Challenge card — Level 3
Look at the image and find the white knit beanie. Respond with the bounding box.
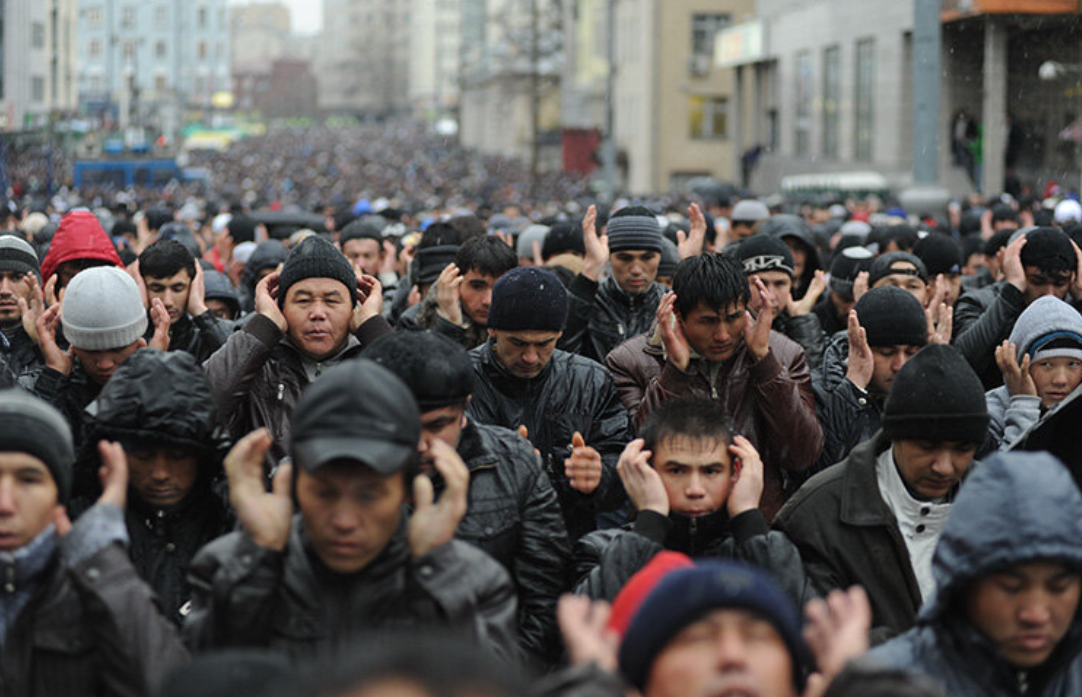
[61,267,148,350]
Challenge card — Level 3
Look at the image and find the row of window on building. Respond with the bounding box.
[86,39,225,63]
[794,39,877,162]
[83,4,226,32]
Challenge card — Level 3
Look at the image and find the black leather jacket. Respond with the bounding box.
[152,312,231,364]
[467,341,631,540]
[0,324,43,388]
[560,274,665,363]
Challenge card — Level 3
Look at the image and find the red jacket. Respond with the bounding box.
[40,211,123,282]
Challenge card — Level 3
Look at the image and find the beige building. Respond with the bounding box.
[562,0,753,195]
[1,0,78,130]
[408,0,463,120]
[230,3,292,74]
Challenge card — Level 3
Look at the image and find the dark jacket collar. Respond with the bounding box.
[457,420,499,473]
[478,339,556,389]
[839,432,897,527]
[665,508,730,555]
[600,277,663,310]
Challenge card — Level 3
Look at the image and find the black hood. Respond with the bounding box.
[241,240,288,292]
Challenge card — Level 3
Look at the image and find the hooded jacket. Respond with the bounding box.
[605,327,822,522]
[79,349,234,624]
[237,241,288,314]
[467,341,631,541]
[559,274,666,364]
[39,211,123,283]
[869,452,1082,695]
[984,297,1082,453]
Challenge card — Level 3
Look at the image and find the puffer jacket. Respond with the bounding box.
[605,329,822,522]
[77,349,234,624]
[0,507,189,697]
[0,325,43,388]
[455,420,571,664]
[183,516,520,663]
[467,341,631,540]
[773,311,827,371]
[145,311,231,364]
[573,508,813,609]
[203,312,392,466]
[397,287,489,350]
[559,274,666,364]
[869,452,1082,695]
[773,433,923,643]
[812,331,884,471]
[39,210,122,283]
[953,280,1026,389]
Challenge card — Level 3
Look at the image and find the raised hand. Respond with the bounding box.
[187,261,209,316]
[224,429,294,551]
[927,302,953,345]
[564,431,603,495]
[43,274,61,308]
[676,203,706,259]
[97,440,130,510]
[148,298,171,351]
[1071,240,1082,300]
[557,595,619,672]
[1003,234,1027,294]
[18,272,45,343]
[255,272,288,332]
[844,310,874,391]
[352,274,383,330]
[995,340,1036,397]
[409,438,470,558]
[744,276,777,361]
[657,291,691,371]
[582,205,609,282]
[800,586,872,697]
[37,304,73,376]
[788,269,827,317]
[852,270,869,303]
[616,438,666,515]
[434,263,465,326]
[726,436,763,517]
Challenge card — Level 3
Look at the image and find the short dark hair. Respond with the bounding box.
[984,227,1014,257]
[419,221,467,249]
[455,235,517,278]
[822,663,949,697]
[640,397,735,455]
[671,253,750,317]
[448,215,486,240]
[138,239,195,280]
[991,202,1019,224]
[227,214,256,244]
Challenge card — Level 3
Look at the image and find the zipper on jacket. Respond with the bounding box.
[3,563,13,593]
[689,516,698,555]
[277,383,285,402]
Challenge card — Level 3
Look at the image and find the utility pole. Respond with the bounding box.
[529,0,541,198]
[602,0,617,205]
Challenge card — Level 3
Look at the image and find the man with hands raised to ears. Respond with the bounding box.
[183,360,519,661]
[606,253,822,521]
[572,397,812,608]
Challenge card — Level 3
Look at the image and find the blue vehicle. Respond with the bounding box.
[73,158,207,188]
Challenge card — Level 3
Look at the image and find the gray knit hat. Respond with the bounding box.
[0,390,74,502]
[516,224,550,259]
[0,235,41,280]
[607,210,663,253]
[61,266,148,350]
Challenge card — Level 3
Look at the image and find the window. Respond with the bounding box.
[198,6,207,29]
[155,6,168,29]
[90,75,102,93]
[155,74,168,92]
[31,76,45,103]
[31,22,45,49]
[794,51,812,157]
[198,41,207,60]
[855,38,875,161]
[86,6,102,28]
[822,45,840,158]
[121,6,135,29]
[689,95,728,139]
[155,40,166,59]
[691,13,730,57]
[89,39,102,59]
[123,42,135,61]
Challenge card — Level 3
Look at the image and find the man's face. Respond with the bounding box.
[0,452,59,551]
[342,238,382,277]
[56,259,112,289]
[751,270,793,311]
[730,222,756,240]
[125,445,200,507]
[966,561,1081,670]
[963,252,987,277]
[871,263,927,304]
[781,239,807,279]
[1023,266,1072,305]
[296,462,406,574]
[417,404,467,476]
[939,273,962,308]
[283,277,354,361]
[205,298,235,321]
[646,608,796,697]
[1030,355,1082,408]
[488,328,562,379]
[459,270,500,326]
[868,345,921,395]
[892,439,977,500]
[0,270,33,328]
[71,339,145,385]
[653,434,735,518]
[830,291,855,321]
[679,302,747,363]
[610,250,660,295]
[144,269,192,325]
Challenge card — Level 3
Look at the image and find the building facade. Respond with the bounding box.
[0,0,78,131]
[408,0,463,122]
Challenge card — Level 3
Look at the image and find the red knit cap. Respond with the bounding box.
[607,551,694,639]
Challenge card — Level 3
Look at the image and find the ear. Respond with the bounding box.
[136,337,148,349]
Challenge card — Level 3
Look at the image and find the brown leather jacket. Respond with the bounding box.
[605,329,823,521]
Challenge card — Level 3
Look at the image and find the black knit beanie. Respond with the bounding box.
[486,267,568,332]
[913,233,963,276]
[541,223,585,259]
[882,344,989,445]
[854,286,927,347]
[607,207,663,253]
[277,236,357,307]
[735,234,795,277]
[0,390,74,503]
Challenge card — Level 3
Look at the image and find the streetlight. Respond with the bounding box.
[1038,60,1082,196]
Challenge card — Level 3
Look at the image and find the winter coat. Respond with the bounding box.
[773,311,827,371]
[39,210,123,283]
[573,508,813,609]
[203,312,393,466]
[183,516,520,663]
[30,364,102,499]
[467,341,631,540]
[773,433,923,642]
[455,420,572,664]
[0,509,188,697]
[952,280,1026,389]
[868,452,1082,695]
[604,329,823,522]
[0,325,43,388]
[812,331,884,470]
[147,311,231,364]
[813,293,847,338]
[397,288,489,350]
[559,274,666,364]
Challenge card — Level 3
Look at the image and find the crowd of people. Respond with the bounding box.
[3,127,1082,697]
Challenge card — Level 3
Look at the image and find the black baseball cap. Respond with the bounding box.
[290,359,421,475]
